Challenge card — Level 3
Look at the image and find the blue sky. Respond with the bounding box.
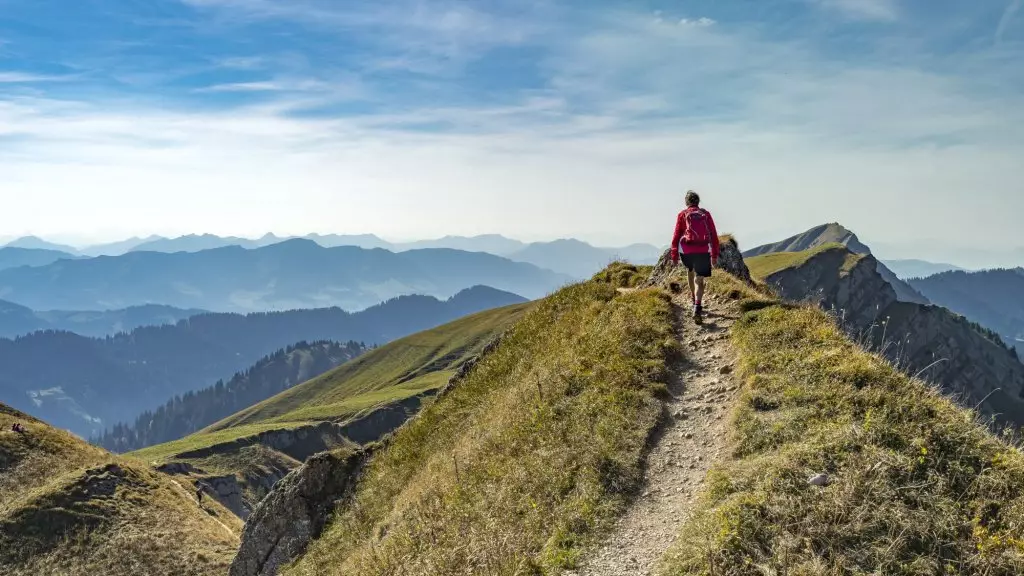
[1,0,1022,262]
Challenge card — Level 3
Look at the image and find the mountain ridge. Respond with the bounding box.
[0,286,527,438]
[0,241,559,312]
[744,222,930,305]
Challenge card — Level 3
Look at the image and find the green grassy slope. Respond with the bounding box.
[660,275,1024,575]
[0,403,241,576]
[132,303,530,464]
[745,242,864,280]
[287,275,676,574]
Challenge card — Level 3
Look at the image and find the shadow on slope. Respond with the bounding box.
[0,403,240,576]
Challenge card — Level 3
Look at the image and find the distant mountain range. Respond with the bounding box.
[2,234,662,279]
[744,223,930,305]
[909,268,1024,356]
[0,300,204,338]
[0,239,562,312]
[0,246,81,271]
[0,285,527,438]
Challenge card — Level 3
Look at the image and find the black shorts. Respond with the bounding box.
[681,253,712,278]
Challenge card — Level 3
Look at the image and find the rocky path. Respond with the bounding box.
[572,295,740,576]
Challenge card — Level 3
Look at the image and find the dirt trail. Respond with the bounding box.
[168,476,240,541]
[572,294,740,576]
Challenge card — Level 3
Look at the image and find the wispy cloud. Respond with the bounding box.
[998,0,1022,42]
[815,0,899,22]
[0,0,1022,252]
[0,72,70,83]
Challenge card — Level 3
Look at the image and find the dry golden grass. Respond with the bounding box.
[1,404,240,576]
[286,276,677,575]
[660,280,1024,575]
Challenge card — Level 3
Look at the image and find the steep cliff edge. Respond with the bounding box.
[749,245,1024,426]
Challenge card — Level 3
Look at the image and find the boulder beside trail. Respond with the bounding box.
[645,236,752,287]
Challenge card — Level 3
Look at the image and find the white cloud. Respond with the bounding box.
[815,0,899,22]
[679,17,716,28]
[1,3,1022,255]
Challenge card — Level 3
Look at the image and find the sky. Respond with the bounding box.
[1,0,1022,260]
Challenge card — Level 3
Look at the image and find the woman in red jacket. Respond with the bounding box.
[670,190,720,321]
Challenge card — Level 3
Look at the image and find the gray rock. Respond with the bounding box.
[229,448,373,576]
[808,473,829,487]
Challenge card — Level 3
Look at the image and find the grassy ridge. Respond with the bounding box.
[131,304,529,463]
[661,277,1024,575]
[745,243,864,280]
[0,404,240,576]
[288,278,676,575]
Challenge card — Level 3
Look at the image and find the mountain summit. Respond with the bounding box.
[745,223,929,305]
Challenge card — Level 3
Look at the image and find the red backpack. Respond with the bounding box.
[682,208,711,244]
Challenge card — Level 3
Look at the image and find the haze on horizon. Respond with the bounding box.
[1,0,1022,259]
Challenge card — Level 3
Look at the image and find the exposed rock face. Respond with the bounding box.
[172,395,426,464]
[155,461,205,475]
[229,448,372,576]
[199,475,249,519]
[717,237,752,284]
[762,246,1024,427]
[228,332,508,575]
[764,250,896,332]
[744,222,929,305]
[645,236,751,288]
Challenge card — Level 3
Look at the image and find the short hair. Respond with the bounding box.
[685,190,700,207]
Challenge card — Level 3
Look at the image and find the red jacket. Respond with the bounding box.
[670,206,720,263]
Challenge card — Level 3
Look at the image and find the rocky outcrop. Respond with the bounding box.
[155,461,205,475]
[171,394,427,464]
[762,245,1024,427]
[764,249,896,332]
[645,236,751,288]
[717,237,752,283]
[199,475,249,519]
[229,448,373,576]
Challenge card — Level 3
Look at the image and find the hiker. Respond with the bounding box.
[11,423,25,433]
[670,190,720,321]
[196,485,204,504]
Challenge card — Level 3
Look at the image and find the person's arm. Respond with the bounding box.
[708,211,720,263]
[669,212,684,263]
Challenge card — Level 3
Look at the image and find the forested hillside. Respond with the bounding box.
[94,340,365,452]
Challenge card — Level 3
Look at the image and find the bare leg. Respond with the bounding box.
[687,270,697,304]
[695,276,706,306]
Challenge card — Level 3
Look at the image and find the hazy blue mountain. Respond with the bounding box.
[3,235,80,254]
[0,239,563,312]
[883,259,965,279]
[0,299,42,336]
[507,239,661,279]
[909,268,1024,355]
[80,235,165,256]
[0,247,81,271]
[0,285,526,438]
[304,233,393,249]
[603,243,664,264]
[396,234,526,255]
[130,233,287,253]
[745,223,930,305]
[0,303,204,339]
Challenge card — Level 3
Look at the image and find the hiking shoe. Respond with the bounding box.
[693,304,703,320]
